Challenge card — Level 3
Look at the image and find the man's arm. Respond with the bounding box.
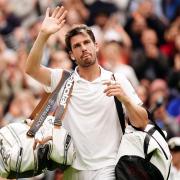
[25,6,67,86]
[121,99,148,129]
[104,81,148,129]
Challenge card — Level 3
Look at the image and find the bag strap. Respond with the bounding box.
[27,70,71,137]
[147,109,166,140]
[112,74,125,134]
[53,72,74,126]
[143,127,168,160]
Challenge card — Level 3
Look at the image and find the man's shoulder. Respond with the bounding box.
[101,67,112,74]
[113,72,128,81]
[100,67,128,82]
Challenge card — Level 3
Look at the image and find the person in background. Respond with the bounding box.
[148,89,179,139]
[135,84,149,108]
[168,137,180,180]
[131,28,169,81]
[102,40,139,88]
[48,50,73,70]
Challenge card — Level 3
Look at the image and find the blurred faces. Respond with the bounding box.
[174,35,180,51]
[136,85,148,105]
[138,0,154,18]
[165,25,179,42]
[141,29,158,46]
[9,90,36,117]
[103,42,121,61]
[132,15,147,34]
[49,51,72,70]
[174,53,180,71]
[149,91,166,119]
[171,151,180,170]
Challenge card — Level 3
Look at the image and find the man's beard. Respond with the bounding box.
[77,57,96,67]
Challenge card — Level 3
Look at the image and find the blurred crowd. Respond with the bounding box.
[0,0,179,180]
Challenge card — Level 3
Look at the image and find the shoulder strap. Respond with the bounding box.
[53,72,74,126]
[27,70,71,137]
[147,109,167,140]
[112,74,125,134]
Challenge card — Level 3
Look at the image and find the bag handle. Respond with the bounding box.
[27,70,71,137]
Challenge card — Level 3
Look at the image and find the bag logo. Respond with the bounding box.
[60,74,74,108]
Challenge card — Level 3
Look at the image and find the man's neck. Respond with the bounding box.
[77,64,101,82]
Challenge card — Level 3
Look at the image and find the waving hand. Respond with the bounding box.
[41,6,67,37]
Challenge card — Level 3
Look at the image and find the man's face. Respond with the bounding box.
[70,33,98,68]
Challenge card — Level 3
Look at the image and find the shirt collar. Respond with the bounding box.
[73,66,112,83]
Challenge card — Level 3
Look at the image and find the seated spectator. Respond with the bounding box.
[160,23,179,61]
[149,90,179,139]
[131,28,169,81]
[136,84,149,108]
[4,90,37,124]
[168,52,180,96]
[49,50,73,70]
[125,0,167,46]
[124,12,147,50]
[0,0,21,49]
[101,40,139,88]
[150,78,169,97]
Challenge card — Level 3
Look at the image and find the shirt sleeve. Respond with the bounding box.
[43,68,63,93]
[114,72,142,106]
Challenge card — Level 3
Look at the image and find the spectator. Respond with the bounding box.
[131,28,169,81]
[168,53,180,96]
[149,89,179,139]
[124,13,147,50]
[4,90,37,124]
[49,50,73,70]
[168,137,180,180]
[0,0,21,48]
[102,40,139,88]
[125,0,167,45]
[136,84,149,108]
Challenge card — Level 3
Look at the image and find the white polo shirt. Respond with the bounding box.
[44,66,142,170]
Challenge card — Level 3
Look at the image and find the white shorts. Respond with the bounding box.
[64,165,115,180]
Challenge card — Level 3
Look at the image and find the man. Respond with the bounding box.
[25,5,148,180]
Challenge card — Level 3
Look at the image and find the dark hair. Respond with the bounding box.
[65,24,96,52]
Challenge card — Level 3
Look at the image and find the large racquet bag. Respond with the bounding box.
[0,70,75,179]
[0,116,75,179]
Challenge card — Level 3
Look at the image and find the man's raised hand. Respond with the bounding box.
[41,6,67,37]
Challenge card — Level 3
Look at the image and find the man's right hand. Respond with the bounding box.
[25,6,67,86]
[40,6,67,38]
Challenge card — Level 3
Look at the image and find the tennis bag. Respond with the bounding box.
[0,116,75,179]
[113,96,172,180]
[115,124,171,180]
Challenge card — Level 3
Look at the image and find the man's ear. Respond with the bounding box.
[69,52,75,61]
[95,42,99,53]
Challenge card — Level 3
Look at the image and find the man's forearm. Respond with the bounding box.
[123,100,148,129]
[25,32,49,76]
